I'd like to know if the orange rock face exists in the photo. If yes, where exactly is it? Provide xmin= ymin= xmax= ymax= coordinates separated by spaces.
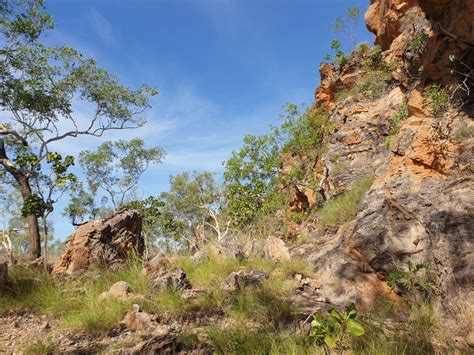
xmin=52 ymin=210 xmax=143 ymax=276
xmin=288 ymin=0 xmax=473 ymax=311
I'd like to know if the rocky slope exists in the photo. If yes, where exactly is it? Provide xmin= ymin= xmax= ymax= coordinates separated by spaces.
xmin=0 ymin=1 xmax=472 ymax=353
xmin=292 ymin=0 xmax=473 ymax=313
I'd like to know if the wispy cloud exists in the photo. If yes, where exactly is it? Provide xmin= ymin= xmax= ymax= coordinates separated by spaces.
xmin=88 ymin=8 xmax=115 ymax=45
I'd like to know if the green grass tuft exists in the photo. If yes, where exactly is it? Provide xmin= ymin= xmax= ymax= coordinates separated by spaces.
xmin=317 ymin=174 xmax=374 ymax=226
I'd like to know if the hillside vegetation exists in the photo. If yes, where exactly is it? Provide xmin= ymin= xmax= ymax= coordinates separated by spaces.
xmin=1 ymin=0 xmax=473 ymax=354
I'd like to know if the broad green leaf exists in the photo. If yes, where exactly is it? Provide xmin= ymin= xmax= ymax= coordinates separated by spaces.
xmin=329 ymin=308 xmax=343 ymax=321
xmin=324 ymin=334 xmax=337 ymax=348
xmin=347 ymin=309 xmax=357 ymax=319
xmin=347 ymin=319 xmax=365 ymax=336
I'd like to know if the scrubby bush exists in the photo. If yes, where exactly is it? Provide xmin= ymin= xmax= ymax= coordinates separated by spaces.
xmin=390 ymin=104 xmax=409 ymax=135
xmin=408 ymin=30 xmax=429 ymax=60
xmin=310 ymin=303 xmax=365 ymax=352
xmin=424 ymin=84 xmax=450 ymax=117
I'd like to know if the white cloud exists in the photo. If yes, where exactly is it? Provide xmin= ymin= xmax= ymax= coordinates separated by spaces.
xmin=88 ymin=8 xmax=115 ymax=45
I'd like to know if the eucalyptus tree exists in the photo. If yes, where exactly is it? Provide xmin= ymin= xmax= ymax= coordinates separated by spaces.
xmin=77 ymin=138 xmax=165 ymax=212
xmin=159 ymin=171 xmax=224 ymax=252
xmin=0 ymin=1 xmax=158 ymax=258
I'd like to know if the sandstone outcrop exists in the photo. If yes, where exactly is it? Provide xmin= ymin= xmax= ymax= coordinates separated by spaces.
xmin=289 ymin=0 xmax=474 ymax=310
xmin=52 ymin=210 xmax=143 ymax=276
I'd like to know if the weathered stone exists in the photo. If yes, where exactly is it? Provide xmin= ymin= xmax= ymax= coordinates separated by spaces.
xmin=264 ymin=236 xmax=290 ymax=261
xmin=122 ymin=304 xmax=153 ymax=332
xmin=141 ymin=254 xmax=171 ymax=275
xmin=150 ymin=267 xmax=191 ymax=292
xmin=221 ymin=270 xmax=268 ymax=293
xmin=243 ymin=239 xmax=263 ymax=258
xmin=52 ymin=210 xmax=143 ymax=276
xmin=99 ymin=281 xmax=132 ymax=301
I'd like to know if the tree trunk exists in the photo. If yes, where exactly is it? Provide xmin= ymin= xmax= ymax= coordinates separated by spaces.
xmin=0 ymin=141 xmax=41 ymax=259
xmin=18 ymin=176 xmax=41 ymax=259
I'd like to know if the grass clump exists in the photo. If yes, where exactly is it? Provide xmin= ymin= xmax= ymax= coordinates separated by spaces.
xmin=358 ymin=70 xmax=393 ymax=100
xmin=0 ymin=257 xmax=152 ymax=334
xmin=23 ymin=338 xmax=55 ymax=355
xmin=61 ymin=297 xmax=131 ymax=334
xmin=316 ymin=174 xmax=374 ymax=226
xmin=229 ymin=283 xmax=297 ymax=328
xmin=207 ymin=327 xmax=319 ymax=355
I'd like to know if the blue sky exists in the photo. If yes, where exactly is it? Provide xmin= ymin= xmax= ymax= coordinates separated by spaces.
xmin=41 ymin=0 xmax=373 ymax=238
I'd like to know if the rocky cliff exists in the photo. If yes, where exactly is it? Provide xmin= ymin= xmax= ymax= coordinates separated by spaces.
xmin=291 ymin=0 xmax=473 ymax=310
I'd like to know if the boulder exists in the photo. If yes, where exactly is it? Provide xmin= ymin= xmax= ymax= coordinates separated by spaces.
xmin=150 ymin=267 xmax=191 ymax=292
xmin=52 ymin=210 xmax=143 ymax=276
xmin=264 ymin=236 xmax=290 ymax=261
xmin=122 ymin=304 xmax=154 ymax=332
xmin=141 ymin=254 xmax=171 ymax=275
xmin=0 ymin=260 xmax=7 ymax=289
xmin=221 ymin=270 xmax=268 ymax=293
xmin=243 ymin=239 xmax=263 ymax=258
xmin=99 ymin=281 xmax=133 ymax=301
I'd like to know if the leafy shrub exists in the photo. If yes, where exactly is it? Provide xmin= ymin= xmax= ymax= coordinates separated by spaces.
xmin=390 ymin=104 xmax=409 ymax=135
xmin=224 ymin=104 xmax=330 ymax=227
xmin=424 ymin=84 xmax=450 ymax=117
xmin=310 ymin=303 xmax=365 ymax=352
xmin=387 ymin=260 xmax=440 ymax=303
xmin=408 ymin=30 xmax=428 ymax=59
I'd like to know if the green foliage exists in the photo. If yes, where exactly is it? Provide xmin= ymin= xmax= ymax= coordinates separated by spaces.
xmin=334 ymin=45 xmax=392 ymax=103
xmin=310 ymin=303 xmax=365 ymax=351
xmin=78 ymin=138 xmax=165 ymax=211
xmin=408 ymin=30 xmax=428 ymax=60
xmin=123 ymin=196 xmax=165 ymax=253
xmin=156 ymin=171 xmax=223 ymax=251
xmin=229 ymin=284 xmax=297 ymax=328
xmin=358 ymin=70 xmax=393 ymax=99
xmin=387 ymin=260 xmax=440 ymax=302
xmin=424 ymin=84 xmax=450 ymax=117
xmin=207 ymin=328 xmax=317 ymax=355
xmin=316 ymin=174 xmax=374 ymax=226
xmin=327 ymin=39 xmax=348 ymax=68
xmin=1 ymin=1 xmax=157 ymax=257
xmin=62 ymin=182 xmax=96 ymax=225
xmin=21 ymin=193 xmax=47 ymax=217
xmin=390 ymin=104 xmax=409 ymax=135
xmin=23 ymin=338 xmax=55 ymax=355
xmin=224 ymin=131 xmax=282 ymax=227
xmin=224 ymin=104 xmax=330 ymax=227
xmin=360 ymin=45 xmax=386 ymax=71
